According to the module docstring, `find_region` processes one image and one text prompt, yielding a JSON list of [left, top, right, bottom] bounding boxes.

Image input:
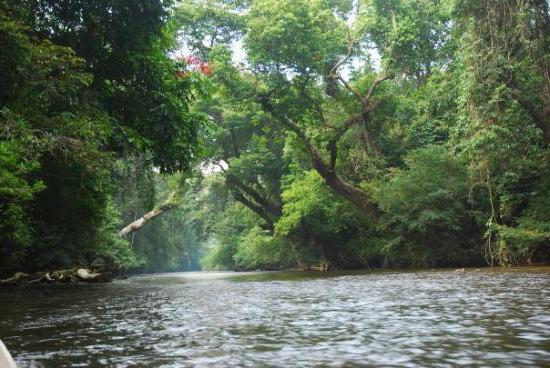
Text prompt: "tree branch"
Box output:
[[337, 75, 368, 107], [365, 74, 393, 104], [226, 172, 282, 217], [277, 114, 379, 217], [330, 31, 355, 76], [232, 190, 274, 231], [260, 94, 380, 217]]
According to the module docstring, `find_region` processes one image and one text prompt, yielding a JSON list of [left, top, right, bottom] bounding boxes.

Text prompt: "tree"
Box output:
[[0, 1, 206, 274], [193, 0, 549, 268], [452, 0, 550, 265]]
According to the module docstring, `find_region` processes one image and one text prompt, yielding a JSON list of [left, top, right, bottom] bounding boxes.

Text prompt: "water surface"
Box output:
[[1, 269, 549, 367]]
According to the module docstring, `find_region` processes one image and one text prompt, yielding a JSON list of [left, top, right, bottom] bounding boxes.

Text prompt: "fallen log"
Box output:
[[0, 268, 112, 286], [0, 272, 30, 285], [76, 268, 101, 281]]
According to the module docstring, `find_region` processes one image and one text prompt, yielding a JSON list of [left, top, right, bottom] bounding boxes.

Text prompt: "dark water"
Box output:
[[1, 269, 549, 367]]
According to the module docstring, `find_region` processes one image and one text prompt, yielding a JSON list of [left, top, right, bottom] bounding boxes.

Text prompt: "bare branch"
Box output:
[[330, 30, 355, 76], [365, 74, 393, 104], [337, 75, 368, 106], [232, 190, 274, 230], [226, 173, 282, 217], [214, 161, 227, 173]]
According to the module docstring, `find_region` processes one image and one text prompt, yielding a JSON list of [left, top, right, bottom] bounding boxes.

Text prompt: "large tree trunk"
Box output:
[[275, 114, 381, 218], [118, 191, 179, 237], [322, 171, 379, 217], [225, 172, 282, 231], [260, 59, 390, 219]]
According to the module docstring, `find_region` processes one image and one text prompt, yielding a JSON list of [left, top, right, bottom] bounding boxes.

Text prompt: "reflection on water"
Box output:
[[1, 269, 549, 367]]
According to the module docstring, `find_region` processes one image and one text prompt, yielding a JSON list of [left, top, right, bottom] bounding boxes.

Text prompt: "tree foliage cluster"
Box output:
[[2, 0, 549, 275], [0, 0, 206, 275], [178, 0, 550, 270]]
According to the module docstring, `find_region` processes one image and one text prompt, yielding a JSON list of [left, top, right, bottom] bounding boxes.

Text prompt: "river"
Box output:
[[0, 269, 549, 367]]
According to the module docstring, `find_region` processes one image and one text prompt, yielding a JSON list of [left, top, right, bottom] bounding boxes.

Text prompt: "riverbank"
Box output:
[[0, 268, 114, 286], [3, 264, 550, 287]]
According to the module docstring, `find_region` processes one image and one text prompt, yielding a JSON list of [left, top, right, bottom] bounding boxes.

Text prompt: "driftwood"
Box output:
[[0, 191, 179, 286], [76, 268, 102, 280], [290, 261, 331, 272], [0, 192, 180, 287], [0, 268, 112, 286]]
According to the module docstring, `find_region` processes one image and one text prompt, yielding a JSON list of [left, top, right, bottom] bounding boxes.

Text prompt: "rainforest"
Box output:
[[1, 1, 550, 367], [2, 0, 549, 276]]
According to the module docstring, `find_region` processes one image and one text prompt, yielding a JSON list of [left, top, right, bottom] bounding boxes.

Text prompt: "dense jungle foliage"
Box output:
[[1, 0, 549, 276]]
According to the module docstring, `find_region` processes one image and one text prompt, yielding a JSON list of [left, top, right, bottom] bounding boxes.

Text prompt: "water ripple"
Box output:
[[0, 269, 549, 367]]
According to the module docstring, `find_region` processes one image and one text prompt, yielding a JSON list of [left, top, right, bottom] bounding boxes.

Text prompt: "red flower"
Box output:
[[199, 63, 213, 76], [177, 55, 213, 76], [185, 55, 201, 66]]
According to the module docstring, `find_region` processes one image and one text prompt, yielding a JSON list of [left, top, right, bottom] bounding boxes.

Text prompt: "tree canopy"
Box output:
[[1, 0, 549, 276]]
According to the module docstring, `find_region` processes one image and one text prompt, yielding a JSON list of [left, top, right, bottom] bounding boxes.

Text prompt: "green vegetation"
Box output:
[[0, 0, 206, 275], [1, 0, 549, 276]]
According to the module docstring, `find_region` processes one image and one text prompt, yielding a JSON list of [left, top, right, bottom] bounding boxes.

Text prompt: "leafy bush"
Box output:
[[376, 146, 483, 267]]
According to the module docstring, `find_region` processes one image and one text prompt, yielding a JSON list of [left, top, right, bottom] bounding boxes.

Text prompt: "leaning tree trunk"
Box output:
[[118, 191, 179, 237], [0, 192, 181, 287]]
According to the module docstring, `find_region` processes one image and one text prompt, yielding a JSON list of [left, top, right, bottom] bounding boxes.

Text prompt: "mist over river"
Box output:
[[1, 269, 549, 367]]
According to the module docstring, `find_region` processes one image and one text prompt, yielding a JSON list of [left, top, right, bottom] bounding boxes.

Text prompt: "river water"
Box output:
[[0, 269, 549, 367]]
